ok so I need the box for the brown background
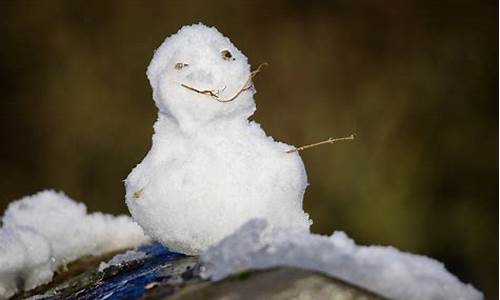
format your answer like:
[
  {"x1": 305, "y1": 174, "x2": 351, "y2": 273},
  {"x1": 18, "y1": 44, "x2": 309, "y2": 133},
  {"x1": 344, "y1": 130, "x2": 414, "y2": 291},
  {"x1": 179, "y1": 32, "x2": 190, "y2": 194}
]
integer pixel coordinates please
[{"x1": 0, "y1": 0, "x2": 497, "y2": 298}]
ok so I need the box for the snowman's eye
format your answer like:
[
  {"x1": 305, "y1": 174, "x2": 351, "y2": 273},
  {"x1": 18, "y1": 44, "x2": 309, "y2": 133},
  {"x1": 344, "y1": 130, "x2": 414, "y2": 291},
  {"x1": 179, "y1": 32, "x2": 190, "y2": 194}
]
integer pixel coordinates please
[
  {"x1": 175, "y1": 63, "x2": 188, "y2": 70},
  {"x1": 221, "y1": 50, "x2": 234, "y2": 61}
]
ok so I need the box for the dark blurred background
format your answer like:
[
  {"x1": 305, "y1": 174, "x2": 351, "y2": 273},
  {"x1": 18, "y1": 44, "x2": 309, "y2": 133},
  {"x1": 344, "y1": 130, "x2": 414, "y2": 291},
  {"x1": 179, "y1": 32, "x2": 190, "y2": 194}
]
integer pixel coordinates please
[{"x1": 0, "y1": 0, "x2": 497, "y2": 298}]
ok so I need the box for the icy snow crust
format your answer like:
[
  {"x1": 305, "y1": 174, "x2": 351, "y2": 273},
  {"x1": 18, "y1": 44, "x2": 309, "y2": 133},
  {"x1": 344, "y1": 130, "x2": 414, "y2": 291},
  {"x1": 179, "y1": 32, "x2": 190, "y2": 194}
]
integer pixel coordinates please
[
  {"x1": 201, "y1": 219, "x2": 483, "y2": 300},
  {"x1": 98, "y1": 250, "x2": 147, "y2": 272},
  {"x1": 125, "y1": 23, "x2": 311, "y2": 255},
  {"x1": 0, "y1": 190, "x2": 149, "y2": 299}
]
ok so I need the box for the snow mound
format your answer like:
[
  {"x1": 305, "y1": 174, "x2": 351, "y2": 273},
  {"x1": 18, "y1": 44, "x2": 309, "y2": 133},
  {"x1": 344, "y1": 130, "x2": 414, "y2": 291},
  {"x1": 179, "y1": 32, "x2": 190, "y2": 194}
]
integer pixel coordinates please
[
  {"x1": 201, "y1": 219, "x2": 483, "y2": 300},
  {"x1": 0, "y1": 190, "x2": 149, "y2": 299}
]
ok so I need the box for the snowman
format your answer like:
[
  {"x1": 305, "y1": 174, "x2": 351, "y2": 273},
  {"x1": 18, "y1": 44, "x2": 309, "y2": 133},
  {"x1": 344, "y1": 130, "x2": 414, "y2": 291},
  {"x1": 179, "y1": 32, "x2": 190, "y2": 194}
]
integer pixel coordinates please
[{"x1": 125, "y1": 24, "x2": 311, "y2": 255}]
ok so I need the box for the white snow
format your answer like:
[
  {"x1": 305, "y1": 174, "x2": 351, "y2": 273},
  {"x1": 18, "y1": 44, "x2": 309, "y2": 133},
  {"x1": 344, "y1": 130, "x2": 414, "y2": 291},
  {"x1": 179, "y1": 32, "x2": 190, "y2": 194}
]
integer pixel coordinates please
[
  {"x1": 0, "y1": 190, "x2": 149, "y2": 299},
  {"x1": 125, "y1": 23, "x2": 311, "y2": 255},
  {"x1": 201, "y1": 219, "x2": 483, "y2": 300},
  {"x1": 98, "y1": 250, "x2": 146, "y2": 272}
]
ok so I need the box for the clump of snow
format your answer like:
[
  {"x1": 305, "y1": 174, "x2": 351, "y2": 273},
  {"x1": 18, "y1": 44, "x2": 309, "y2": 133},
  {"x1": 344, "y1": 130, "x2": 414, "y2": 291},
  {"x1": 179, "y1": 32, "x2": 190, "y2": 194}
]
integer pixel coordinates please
[
  {"x1": 0, "y1": 190, "x2": 149, "y2": 299},
  {"x1": 98, "y1": 250, "x2": 146, "y2": 272},
  {"x1": 0, "y1": 226, "x2": 52, "y2": 299},
  {"x1": 125, "y1": 23, "x2": 311, "y2": 255},
  {"x1": 201, "y1": 219, "x2": 483, "y2": 300}
]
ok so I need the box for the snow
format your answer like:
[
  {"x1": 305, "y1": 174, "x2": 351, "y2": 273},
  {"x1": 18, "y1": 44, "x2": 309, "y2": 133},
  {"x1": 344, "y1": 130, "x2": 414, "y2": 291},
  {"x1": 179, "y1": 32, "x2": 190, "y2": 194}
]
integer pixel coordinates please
[
  {"x1": 0, "y1": 190, "x2": 149, "y2": 299},
  {"x1": 98, "y1": 250, "x2": 146, "y2": 272},
  {"x1": 201, "y1": 219, "x2": 483, "y2": 300},
  {"x1": 125, "y1": 23, "x2": 311, "y2": 255}
]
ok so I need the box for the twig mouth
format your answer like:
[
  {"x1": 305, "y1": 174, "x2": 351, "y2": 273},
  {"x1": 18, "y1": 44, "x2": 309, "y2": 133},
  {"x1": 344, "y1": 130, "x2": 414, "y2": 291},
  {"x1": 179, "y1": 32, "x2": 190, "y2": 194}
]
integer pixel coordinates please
[{"x1": 179, "y1": 63, "x2": 268, "y2": 103}]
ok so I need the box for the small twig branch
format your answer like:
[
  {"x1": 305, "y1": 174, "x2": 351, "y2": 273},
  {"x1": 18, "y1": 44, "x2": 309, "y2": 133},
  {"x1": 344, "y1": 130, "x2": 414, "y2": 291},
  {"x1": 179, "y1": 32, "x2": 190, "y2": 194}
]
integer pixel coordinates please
[
  {"x1": 286, "y1": 134, "x2": 355, "y2": 153},
  {"x1": 214, "y1": 62, "x2": 267, "y2": 102},
  {"x1": 180, "y1": 84, "x2": 220, "y2": 98},
  {"x1": 180, "y1": 62, "x2": 268, "y2": 103}
]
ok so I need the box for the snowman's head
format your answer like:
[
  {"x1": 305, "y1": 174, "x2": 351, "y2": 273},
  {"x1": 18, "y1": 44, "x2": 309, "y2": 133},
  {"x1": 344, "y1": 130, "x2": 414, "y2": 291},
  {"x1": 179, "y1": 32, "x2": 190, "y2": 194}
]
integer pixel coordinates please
[{"x1": 147, "y1": 24, "x2": 256, "y2": 128}]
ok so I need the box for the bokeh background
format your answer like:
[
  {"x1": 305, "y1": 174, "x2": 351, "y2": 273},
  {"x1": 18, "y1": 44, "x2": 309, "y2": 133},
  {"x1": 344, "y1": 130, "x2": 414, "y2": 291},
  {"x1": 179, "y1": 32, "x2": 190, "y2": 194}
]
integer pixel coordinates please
[{"x1": 0, "y1": 0, "x2": 497, "y2": 298}]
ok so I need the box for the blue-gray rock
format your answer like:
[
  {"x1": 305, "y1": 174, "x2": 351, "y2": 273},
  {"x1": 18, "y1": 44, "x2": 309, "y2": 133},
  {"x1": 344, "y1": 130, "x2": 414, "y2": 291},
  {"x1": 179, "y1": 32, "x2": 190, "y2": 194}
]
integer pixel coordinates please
[{"x1": 14, "y1": 243, "x2": 385, "y2": 300}]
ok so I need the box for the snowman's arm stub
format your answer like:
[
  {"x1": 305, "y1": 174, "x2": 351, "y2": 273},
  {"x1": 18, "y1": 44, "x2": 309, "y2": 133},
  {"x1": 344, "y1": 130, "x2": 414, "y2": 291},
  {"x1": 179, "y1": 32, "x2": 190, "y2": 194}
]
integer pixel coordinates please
[{"x1": 133, "y1": 187, "x2": 145, "y2": 200}]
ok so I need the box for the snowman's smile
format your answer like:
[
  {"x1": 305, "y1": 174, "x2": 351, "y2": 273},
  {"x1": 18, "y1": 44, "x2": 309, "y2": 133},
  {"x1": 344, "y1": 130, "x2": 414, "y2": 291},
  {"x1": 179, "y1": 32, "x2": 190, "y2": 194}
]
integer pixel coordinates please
[
  {"x1": 179, "y1": 63, "x2": 267, "y2": 103},
  {"x1": 180, "y1": 83, "x2": 227, "y2": 100}
]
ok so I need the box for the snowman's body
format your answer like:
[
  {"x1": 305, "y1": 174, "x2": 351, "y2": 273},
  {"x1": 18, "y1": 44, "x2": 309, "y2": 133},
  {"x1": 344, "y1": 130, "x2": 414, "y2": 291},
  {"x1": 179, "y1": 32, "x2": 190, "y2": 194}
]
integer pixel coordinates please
[{"x1": 125, "y1": 24, "x2": 310, "y2": 254}]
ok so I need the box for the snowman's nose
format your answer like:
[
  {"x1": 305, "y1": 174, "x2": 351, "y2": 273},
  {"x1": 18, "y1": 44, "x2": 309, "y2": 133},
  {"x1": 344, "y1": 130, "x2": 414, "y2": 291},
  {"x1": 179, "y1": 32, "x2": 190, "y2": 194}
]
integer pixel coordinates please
[{"x1": 186, "y1": 69, "x2": 215, "y2": 85}]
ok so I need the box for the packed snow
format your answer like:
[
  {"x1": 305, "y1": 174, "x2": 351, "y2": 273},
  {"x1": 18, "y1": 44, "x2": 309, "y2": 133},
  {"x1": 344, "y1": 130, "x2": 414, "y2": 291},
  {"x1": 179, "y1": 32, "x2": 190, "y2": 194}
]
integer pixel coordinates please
[
  {"x1": 125, "y1": 23, "x2": 311, "y2": 255},
  {"x1": 201, "y1": 219, "x2": 483, "y2": 300},
  {"x1": 0, "y1": 190, "x2": 149, "y2": 299}
]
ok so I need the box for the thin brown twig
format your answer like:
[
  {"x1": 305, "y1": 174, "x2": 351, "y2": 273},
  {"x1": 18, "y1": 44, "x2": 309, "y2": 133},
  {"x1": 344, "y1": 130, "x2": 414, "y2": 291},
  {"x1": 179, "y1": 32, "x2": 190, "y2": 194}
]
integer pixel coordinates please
[
  {"x1": 179, "y1": 84, "x2": 220, "y2": 98},
  {"x1": 214, "y1": 62, "x2": 268, "y2": 102},
  {"x1": 286, "y1": 134, "x2": 355, "y2": 153},
  {"x1": 180, "y1": 62, "x2": 268, "y2": 103}
]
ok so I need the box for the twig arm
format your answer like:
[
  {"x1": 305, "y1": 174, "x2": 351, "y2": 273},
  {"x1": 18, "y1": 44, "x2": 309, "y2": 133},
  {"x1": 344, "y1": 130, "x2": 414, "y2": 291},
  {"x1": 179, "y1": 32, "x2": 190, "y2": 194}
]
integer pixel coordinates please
[{"x1": 286, "y1": 134, "x2": 355, "y2": 153}]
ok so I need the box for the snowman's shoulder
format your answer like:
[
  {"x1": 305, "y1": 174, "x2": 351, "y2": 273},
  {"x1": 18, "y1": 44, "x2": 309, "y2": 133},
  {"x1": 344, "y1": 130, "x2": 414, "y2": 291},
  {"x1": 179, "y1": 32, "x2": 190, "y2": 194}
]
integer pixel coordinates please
[
  {"x1": 125, "y1": 149, "x2": 166, "y2": 187},
  {"x1": 244, "y1": 121, "x2": 296, "y2": 153},
  {"x1": 227, "y1": 123, "x2": 304, "y2": 180}
]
